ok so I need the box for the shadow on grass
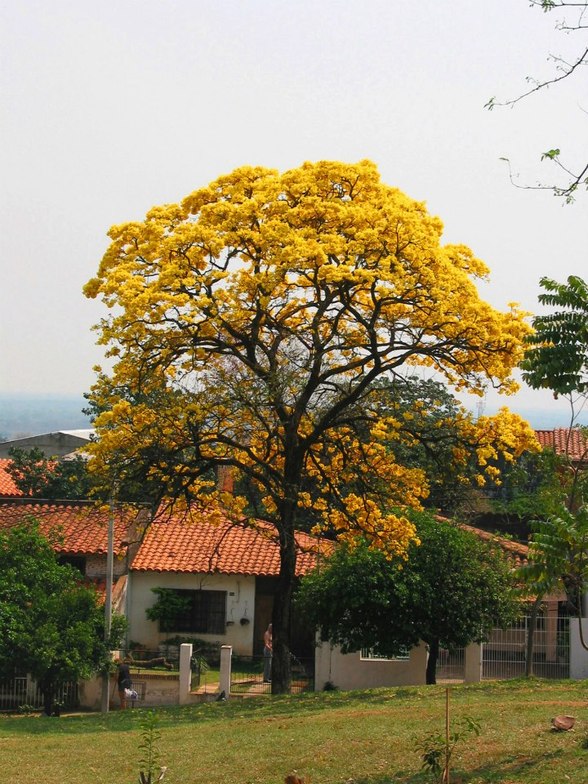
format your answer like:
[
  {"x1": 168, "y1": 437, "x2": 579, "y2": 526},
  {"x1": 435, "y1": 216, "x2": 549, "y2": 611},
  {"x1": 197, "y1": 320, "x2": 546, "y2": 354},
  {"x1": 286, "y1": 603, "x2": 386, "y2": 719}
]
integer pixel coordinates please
[
  {"x1": 0, "y1": 686, "x2": 434, "y2": 736},
  {"x1": 464, "y1": 748, "x2": 565, "y2": 782},
  {"x1": 347, "y1": 748, "x2": 568, "y2": 784},
  {"x1": 0, "y1": 677, "x2": 585, "y2": 738},
  {"x1": 304, "y1": 749, "x2": 567, "y2": 784}
]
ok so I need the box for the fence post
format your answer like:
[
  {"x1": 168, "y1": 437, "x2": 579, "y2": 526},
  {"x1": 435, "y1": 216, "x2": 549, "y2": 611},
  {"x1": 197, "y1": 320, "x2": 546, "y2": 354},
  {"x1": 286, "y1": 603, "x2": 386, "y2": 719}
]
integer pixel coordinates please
[
  {"x1": 219, "y1": 645, "x2": 232, "y2": 698},
  {"x1": 545, "y1": 602, "x2": 558, "y2": 663},
  {"x1": 464, "y1": 643, "x2": 482, "y2": 683},
  {"x1": 179, "y1": 643, "x2": 193, "y2": 705}
]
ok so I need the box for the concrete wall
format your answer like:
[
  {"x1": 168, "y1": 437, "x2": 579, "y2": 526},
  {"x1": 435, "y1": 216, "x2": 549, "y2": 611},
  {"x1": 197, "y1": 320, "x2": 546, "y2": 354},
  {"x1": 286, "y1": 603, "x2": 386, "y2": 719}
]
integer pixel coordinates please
[
  {"x1": 0, "y1": 432, "x2": 91, "y2": 458},
  {"x1": 314, "y1": 643, "x2": 428, "y2": 691},
  {"x1": 78, "y1": 673, "x2": 182, "y2": 710},
  {"x1": 79, "y1": 643, "x2": 209, "y2": 711},
  {"x1": 127, "y1": 571, "x2": 257, "y2": 655},
  {"x1": 86, "y1": 553, "x2": 126, "y2": 579},
  {"x1": 130, "y1": 674, "x2": 181, "y2": 707},
  {"x1": 77, "y1": 676, "x2": 103, "y2": 711},
  {"x1": 570, "y1": 617, "x2": 588, "y2": 679}
]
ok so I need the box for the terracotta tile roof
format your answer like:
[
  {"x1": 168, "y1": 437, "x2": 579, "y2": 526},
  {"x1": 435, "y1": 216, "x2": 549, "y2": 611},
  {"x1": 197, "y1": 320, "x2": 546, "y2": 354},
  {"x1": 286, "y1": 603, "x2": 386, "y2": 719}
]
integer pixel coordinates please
[
  {"x1": 455, "y1": 521, "x2": 528, "y2": 564},
  {"x1": 435, "y1": 514, "x2": 528, "y2": 565},
  {"x1": 0, "y1": 460, "x2": 23, "y2": 497},
  {"x1": 0, "y1": 499, "x2": 141, "y2": 556},
  {"x1": 534, "y1": 428, "x2": 588, "y2": 462},
  {"x1": 131, "y1": 512, "x2": 326, "y2": 577}
]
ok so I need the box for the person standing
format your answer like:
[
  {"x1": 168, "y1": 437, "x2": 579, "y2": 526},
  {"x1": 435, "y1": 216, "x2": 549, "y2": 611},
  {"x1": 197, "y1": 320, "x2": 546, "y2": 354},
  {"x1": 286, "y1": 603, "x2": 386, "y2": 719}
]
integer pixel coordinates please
[
  {"x1": 263, "y1": 623, "x2": 273, "y2": 683},
  {"x1": 116, "y1": 659, "x2": 132, "y2": 709}
]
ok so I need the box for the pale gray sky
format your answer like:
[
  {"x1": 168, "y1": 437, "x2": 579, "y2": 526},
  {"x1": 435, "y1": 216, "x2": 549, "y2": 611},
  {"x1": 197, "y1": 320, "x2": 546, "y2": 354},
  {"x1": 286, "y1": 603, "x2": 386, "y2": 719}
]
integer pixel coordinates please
[{"x1": 1, "y1": 0, "x2": 586, "y2": 425}]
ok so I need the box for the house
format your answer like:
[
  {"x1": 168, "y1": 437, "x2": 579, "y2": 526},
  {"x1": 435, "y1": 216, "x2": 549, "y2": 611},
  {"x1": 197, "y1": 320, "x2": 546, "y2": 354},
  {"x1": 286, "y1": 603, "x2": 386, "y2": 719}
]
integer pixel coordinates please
[
  {"x1": 0, "y1": 429, "x2": 94, "y2": 459},
  {"x1": 0, "y1": 493, "x2": 324, "y2": 659},
  {"x1": 126, "y1": 510, "x2": 325, "y2": 658},
  {"x1": 0, "y1": 459, "x2": 23, "y2": 498},
  {"x1": 315, "y1": 519, "x2": 577, "y2": 691},
  {"x1": 534, "y1": 427, "x2": 588, "y2": 467},
  {"x1": 0, "y1": 498, "x2": 148, "y2": 613}
]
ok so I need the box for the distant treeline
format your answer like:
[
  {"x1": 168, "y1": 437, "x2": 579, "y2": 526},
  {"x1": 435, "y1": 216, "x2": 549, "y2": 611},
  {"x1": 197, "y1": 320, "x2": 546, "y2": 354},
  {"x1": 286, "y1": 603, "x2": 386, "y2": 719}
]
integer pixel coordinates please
[{"x1": 0, "y1": 396, "x2": 91, "y2": 441}]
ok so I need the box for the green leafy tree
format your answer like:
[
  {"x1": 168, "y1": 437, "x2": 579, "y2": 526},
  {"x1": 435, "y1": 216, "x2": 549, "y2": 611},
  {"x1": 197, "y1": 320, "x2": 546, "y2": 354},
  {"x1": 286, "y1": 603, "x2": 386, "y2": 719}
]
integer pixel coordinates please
[
  {"x1": 6, "y1": 447, "x2": 95, "y2": 499},
  {"x1": 519, "y1": 275, "x2": 588, "y2": 646},
  {"x1": 297, "y1": 513, "x2": 519, "y2": 684},
  {"x1": 145, "y1": 588, "x2": 191, "y2": 632},
  {"x1": 485, "y1": 447, "x2": 564, "y2": 539},
  {"x1": 6, "y1": 445, "x2": 159, "y2": 506},
  {"x1": 517, "y1": 506, "x2": 588, "y2": 672},
  {"x1": 0, "y1": 521, "x2": 125, "y2": 715},
  {"x1": 521, "y1": 275, "x2": 588, "y2": 401},
  {"x1": 368, "y1": 377, "x2": 504, "y2": 516}
]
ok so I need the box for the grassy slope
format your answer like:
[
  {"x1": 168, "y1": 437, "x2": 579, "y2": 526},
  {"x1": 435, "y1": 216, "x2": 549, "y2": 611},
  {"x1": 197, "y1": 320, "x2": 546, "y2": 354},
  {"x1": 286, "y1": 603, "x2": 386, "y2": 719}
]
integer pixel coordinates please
[{"x1": 0, "y1": 679, "x2": 587, "y2": 784}]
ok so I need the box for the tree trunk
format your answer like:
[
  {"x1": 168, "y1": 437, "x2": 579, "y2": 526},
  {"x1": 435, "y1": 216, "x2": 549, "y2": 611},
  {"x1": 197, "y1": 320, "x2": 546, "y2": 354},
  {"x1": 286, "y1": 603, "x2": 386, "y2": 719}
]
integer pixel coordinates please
[
  {"x1": 40, "y1": 676, "x2": 55, "y2": 716},
  {"x1": 269, "y1": 437, "x2": 305, "y2": 695},
  {"x1": 271, "y1": 519, "x2": 297, "y2": 694},
  {"x1": 426, "y1": 638, "x2": 439, "y2": 685},
  {"x1": 525, "y1": 597, "x2": 542, "y2": 677}
]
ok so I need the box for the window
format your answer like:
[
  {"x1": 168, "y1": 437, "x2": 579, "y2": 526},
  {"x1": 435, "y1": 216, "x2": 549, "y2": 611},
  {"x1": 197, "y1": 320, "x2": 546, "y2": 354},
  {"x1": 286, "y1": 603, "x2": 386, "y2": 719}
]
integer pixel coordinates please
[
  {"x1": 58, "y1": 554, "x2": 86, "y2": 575},
  {"x1": 360, "y1": 647, "x2": 410, "y2": 661},
  {"x1": 160, "y1": 589, "x2": 227, "y2": 635}
]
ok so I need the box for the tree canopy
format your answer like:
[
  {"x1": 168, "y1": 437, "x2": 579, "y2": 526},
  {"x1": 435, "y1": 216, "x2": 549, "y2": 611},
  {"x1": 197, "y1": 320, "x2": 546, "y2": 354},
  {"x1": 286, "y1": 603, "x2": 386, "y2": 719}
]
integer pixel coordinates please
[
  {"x1": 297, "y1": 513, "x2": 519, "y2": 684},
  {"x1": 519, "y1": 275, "x2": 588, "y2": 634},
  {"x1": 0, "y1": 521, "x2": 125, "y2": 714},
  {"x1": 363, "y1": 377, "x2": 541, "y2": 517},
  {"x1": 84, "y1": 160, "x2": 535, "y2": 690},
  {"x1": 521, "y1": 275, "x2": 588, "y2": 400}
]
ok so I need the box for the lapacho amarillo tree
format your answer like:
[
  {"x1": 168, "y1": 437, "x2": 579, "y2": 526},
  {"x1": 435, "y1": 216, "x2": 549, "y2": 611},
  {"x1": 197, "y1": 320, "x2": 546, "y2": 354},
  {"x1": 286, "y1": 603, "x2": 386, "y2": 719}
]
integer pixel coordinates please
[{"x1": 84, "y1": 160, "x2": 534, "y2": 691}]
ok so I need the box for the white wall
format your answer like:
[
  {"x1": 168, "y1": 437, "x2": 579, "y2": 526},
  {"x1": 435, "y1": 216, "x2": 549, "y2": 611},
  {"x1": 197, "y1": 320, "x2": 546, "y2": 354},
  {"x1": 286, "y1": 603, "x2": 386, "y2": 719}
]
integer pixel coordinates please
[
  {"x1": 314, "y1": 643, "x2": 428, "y2": 691},
  {"x1": 570, "y1": 617, "x2": 588, "y2": 679},
  {"x1": 79, "y1": 673, "x2": 183, "y2": 710},
  {"x1": 127, "y1": 570, "x2": 257, "y2": 655},
  {"x1": 77, "y1": 676, "x2": 103, "y2": 711}
]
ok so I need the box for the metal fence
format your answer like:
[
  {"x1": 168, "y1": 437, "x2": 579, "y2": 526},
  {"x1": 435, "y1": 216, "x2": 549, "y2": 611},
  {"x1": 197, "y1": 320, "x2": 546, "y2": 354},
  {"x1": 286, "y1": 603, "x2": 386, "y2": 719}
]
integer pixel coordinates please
[
  {"x1": 482, "y1": 613, "x2": 570, "y2": 680},
  {"x1": 0, "y1": 676, "x2": 78, "y2": 712},
  {"x1": 230, "y1": 654, "x2": 314, "y2": 695},
  {"x1": 435, "y1": 612, "x2": 571, "y2": 683},
  {"x1": 436, "y1": 647, "x2": 465, "y2": 682}
]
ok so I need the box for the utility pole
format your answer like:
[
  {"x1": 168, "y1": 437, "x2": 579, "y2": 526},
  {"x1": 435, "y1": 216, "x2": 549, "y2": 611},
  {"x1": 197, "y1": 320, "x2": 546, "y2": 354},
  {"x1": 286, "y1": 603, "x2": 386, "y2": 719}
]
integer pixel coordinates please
[{"x1": 100, "y1": 488, "x2": 115, "y2": 713}]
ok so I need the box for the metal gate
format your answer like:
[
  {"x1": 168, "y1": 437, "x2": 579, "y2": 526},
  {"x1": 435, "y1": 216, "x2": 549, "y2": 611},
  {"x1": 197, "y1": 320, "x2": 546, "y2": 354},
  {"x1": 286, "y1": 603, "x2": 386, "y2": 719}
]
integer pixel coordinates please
[
  {"x1": 436, "y1": 647, "x2": 465, "y2": 682},
  {"x1": 0, "y1": 676, "x2": 79, "y2": 711},
  {"x1": 435, "y1": 612, "x2": 571, "y2": 682}
]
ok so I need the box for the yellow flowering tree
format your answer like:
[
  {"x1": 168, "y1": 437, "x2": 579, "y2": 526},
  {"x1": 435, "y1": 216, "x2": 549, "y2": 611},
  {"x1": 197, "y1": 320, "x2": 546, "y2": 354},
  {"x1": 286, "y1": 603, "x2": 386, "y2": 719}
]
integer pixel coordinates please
[{"x1": 85, "y1": 160, "x2": 534, "y2": 691}]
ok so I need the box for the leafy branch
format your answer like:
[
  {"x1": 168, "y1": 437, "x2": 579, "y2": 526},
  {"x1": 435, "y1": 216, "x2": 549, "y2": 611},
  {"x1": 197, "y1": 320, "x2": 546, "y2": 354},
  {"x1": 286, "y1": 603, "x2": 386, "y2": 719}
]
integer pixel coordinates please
[
  {"x1": 415, "y1": 705, "x2": 481, "y2": 783},
  {"x1": 138, "y1": 711, "x2": 167, "y2": 784},
  {"x1": 487, "y1": 1, "x2": 588, "y2": 201}
]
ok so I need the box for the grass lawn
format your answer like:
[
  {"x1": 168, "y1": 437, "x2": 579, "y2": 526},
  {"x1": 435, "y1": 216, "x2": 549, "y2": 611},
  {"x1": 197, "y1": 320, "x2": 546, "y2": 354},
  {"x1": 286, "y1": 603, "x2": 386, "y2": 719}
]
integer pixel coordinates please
[{"x1": 0, "y1": 679, "x2": 587, "y2": 784}]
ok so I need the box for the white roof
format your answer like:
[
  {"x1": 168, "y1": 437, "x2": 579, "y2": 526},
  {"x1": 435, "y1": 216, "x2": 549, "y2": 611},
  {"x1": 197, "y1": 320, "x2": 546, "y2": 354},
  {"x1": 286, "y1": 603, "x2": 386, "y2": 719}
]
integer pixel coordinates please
[{"x1": 56, "y1": 430, "x2": 95, "y2": 440}]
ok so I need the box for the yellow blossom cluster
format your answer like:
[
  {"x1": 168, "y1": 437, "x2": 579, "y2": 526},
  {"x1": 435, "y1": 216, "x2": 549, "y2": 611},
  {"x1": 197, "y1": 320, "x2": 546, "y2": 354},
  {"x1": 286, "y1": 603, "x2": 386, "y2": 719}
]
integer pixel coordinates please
[
  {"x1": 85, "y1": 160, "x2": 533, "y2": 559},
  {"x1": 456, "y1": 408, "x2": 540, "y2": 487}
]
